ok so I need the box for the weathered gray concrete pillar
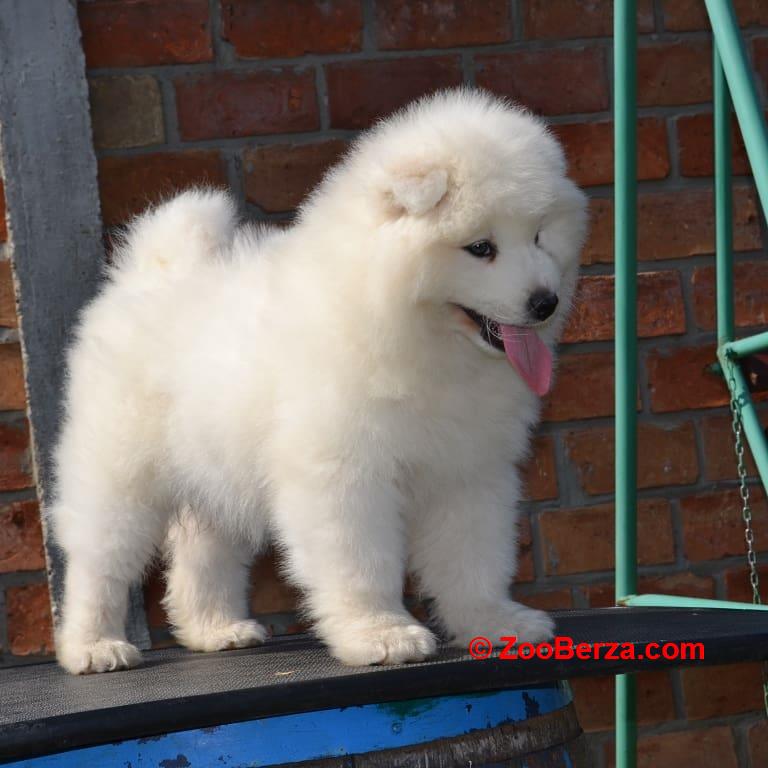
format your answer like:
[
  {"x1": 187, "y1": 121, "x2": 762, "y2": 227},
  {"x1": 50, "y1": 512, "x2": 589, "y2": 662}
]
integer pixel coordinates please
[{"x1": 0, "y1": 0, "x2": 150, "y2": 648}]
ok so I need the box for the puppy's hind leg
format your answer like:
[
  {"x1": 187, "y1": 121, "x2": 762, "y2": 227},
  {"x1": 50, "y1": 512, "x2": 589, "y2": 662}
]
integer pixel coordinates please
[{"x1": 163, "y1": 508, "x2": 267, "y2": 652}]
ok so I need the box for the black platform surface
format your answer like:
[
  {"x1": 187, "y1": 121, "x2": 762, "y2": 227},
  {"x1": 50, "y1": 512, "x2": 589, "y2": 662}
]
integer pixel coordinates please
[{"x1": 2, "y1": 607, "x2": 768, "y2": 761}]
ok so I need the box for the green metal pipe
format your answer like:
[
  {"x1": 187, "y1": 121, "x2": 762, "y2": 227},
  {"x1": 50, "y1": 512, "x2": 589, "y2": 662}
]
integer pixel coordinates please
[
  {"x1": 723, "y1": 330, "x2": 768, "y2": 359},
  {"x1": 714, "y1": 45, "x2": 734, "y2": 347},
  {"x1": 621, "y1": 593, "x2": 768, "y2": 611},
  {"x1": 614, "y1": 1, "x2": 638, "y2": 766},
  {"x1": 614, "y1": 0, "x2": 638, "y2": 611},
  {"x1": 705, "y1": 0, "x2": 768, "y2": 219},
  {"x1": 616, "y1": 674, "x2": 637, "y2": 768}
]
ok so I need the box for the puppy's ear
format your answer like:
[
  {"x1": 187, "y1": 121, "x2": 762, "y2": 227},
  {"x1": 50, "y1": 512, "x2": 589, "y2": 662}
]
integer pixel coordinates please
[{"x1": 387, "y1": 167, "x2": 449, "y2": 217}]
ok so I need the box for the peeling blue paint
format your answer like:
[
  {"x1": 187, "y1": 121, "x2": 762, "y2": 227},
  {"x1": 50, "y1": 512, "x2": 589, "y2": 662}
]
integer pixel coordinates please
[
  {"x1": 158, "y1": 756, "x2": 191, "y2": 768},
  {"x1": 522, "y1": 690, "x2": 541, "y2": 719},
  {"x1": 7, "y1": 683, "x2": 572, "y2": 768},
  {"x1": 137, "y1": 735, "x2": 163, "y2": 744}
]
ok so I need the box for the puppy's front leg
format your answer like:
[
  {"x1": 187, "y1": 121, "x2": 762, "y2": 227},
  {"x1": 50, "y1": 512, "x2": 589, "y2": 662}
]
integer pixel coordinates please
[
  {"x1": 271, "y1": 471, "x2": 437, "y2": 666},
  {"x1": 411, "y1": 474, "x2": 554, "y2": 648}
]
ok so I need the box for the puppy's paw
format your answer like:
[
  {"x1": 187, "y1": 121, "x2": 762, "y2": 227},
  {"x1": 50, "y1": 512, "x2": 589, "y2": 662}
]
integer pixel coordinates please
[
  {"x1": 58, "y1": 638, "x2": 142, "y2": 675},
  {"x1": 449, "y1": 601, "x2": 555, "y2": 648},
  {"x1": 327, "y1": 615, "x2": 437, "y2": 666},
  {"x1": 182, "y1": 619, "x2": 269, "y2": 652},
  {"x1": 508, "y1": 605, "x2": 556, "y2": 644}
]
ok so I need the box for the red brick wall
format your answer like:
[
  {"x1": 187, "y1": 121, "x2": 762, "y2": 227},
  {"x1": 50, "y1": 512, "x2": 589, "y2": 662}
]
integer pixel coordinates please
[{"x1": 2, "y1": 0, "x2": 768, "y2": 764}]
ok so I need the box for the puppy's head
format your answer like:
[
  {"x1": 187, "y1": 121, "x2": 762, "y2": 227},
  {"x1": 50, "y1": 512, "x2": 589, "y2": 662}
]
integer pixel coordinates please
[{"x1": 305, "y1": 89, "x2": 588, "y2": 395}]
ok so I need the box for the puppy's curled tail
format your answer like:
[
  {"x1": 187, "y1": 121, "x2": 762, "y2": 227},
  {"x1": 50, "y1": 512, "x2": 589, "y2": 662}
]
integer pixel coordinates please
[{"x1": 111, "y1": 187, "x2": 237, "y2": 280}]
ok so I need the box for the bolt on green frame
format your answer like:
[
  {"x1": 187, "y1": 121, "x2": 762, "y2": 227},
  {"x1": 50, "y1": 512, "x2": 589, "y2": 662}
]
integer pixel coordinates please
[{"x1": 613, "y1": 1, "x2": 768, "y2": 765}]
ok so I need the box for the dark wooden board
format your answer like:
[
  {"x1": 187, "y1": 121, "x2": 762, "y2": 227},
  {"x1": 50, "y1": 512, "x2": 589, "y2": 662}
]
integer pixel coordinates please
[{"x1": 2, "y1": 607, "x2": 768, "y2": 761}]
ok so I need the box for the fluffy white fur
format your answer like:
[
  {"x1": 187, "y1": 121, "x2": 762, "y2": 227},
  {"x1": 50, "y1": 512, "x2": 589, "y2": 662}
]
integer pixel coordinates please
[{"x1": 50, "y1": 89, "x2": 587, "y2": 674}]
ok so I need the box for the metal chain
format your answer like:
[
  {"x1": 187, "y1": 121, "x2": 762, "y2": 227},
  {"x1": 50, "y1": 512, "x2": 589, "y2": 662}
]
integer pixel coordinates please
[{"x1": 727, "y1": 365, "x2": 768, "y2": 716}]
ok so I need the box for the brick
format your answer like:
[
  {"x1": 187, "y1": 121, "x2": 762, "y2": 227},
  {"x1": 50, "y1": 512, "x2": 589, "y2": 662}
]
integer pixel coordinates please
[
  {"x1": 572, "y1": 671, "x2": 674, "y2": 732},
  {"x1": 581, "y1": 198, "x2": 613, "y2": 265},
  {"x1": 662, "y1": 0, "x2": 709, "y2": 32},
  {"x1": 0, "y1": 343, "x2": 26, "y2": 411},
  {"x1": 581, "y1": 583, "x2": 618, "y2": 607},
  {"x1": 6, "y1": 582, "x2": 54, "y2": 656},
  {"x1": 0, "y1": 260, "x2": 17, "y2": 328},
  {"x1": 647, "y1": 344, "x2": 731, "y2": 413},
  {"x1": 563, "y1": 271, "x2": 685, "y2": 343},
  {"x1": 523, "y1": 0, "x2": 654, "y2": 39},
  {"x1": 638, "y1": 571, "x2": 715, "y2": 599},
  {"x1": 607, "y1": 726, "x2": 738, "y2": 768},
  {"x1": 0, "y1": 179, "x2": 6, "y2": 242},
  {"x1": 585, "y1": 572, "x2": 716, "y2": 607},
  {"x1": 749, "y1": 720, "x2": 768, "y2": 767},
  {"x1": 637, "y1": 41, "x2": 712, "y2": 107},
  {"x1": 326, "y1": 57, "x2": 463, "y2": 129},
  {"x1": 519, "y1": 435, "x2": 558, "y2": 502},
  {"x1": 79, "y1": 0, "x2": 212, "y2": 67},
  {"x1": 377, "y1": 0, "x2": 510, "y2": 49},
  {"x1": 542, "y1": 352, "x2": 616, "y2": 422},
  {"x1": 175, "y1": 70, "x2": 319, "y2": 141},
  {"x1": 678, "y1": 113, "x2": 750, "y2": 177},
  {"x1": 512, "y1": 587, "x2": 572, "y2": 611},
  {"x1": 552, "y1": 118, "x2": 669, "y2": 187},
  {"x1": 724, "y1": 564, "x2": 768, "y2": 603},
  {"x1": 663, "y1": 0, "x2": 768, "y2": 31},
  {"x1": 683, "y1": 662, "x2": 765, "y2": 719},
  {"x1": 693, "y1": 262, "x2": 768, "y2": 332},
  {"x1": 89, "y1": 76, "x2": 164, "y2": 150},
  {"x1": 516, "y1": 514, "x2": 534, "y2": 583},
  {"x1": 475, "y1": 48, "x2": 608, "y2": 116},
  {"x1": 672, "y1": 567, "x2": 724, "y2": 600},
  {"x1": 700, "y1": 412, "x2": 765, "y2": 482},
  {"x1": 243, "y1": 140, "x2": 347, "y2": 213},
  {"x1": 0, "y1": 499, "x2": 44, "y2": 573},
  {"x1": 0, "y1": 420, "x2": 33, "y2": 492},
  {"x1": 757, "y1": 38, "x2": 768, "y2": 91},
  {"x1": 250, "y1": 548, "x2": 302, "y2": 614},
  {"x1": 222, "y1": 0, "x2": 362, "y2": 59},
  {"x1": 538, "y1": 499, "x2": 673, "y2": 575},
  {"x1": 583, "y1": 187, "x2": 761, "y2": 265},
  {"x1": 98, "y1": 152, "x2": 228, "y2": 227},
  {"x1": 681, "y1": 487, "x2": 768, "y2": 561},
  {"x1": 582, "y1": 187, "x2": 762, "y2": 264},
  {"x1": 566, "y1": 421, "x2": 699, "y2": 495}
]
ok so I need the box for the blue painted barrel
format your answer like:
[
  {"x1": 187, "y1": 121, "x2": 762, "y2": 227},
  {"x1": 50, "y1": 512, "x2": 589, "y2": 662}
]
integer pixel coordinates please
[{"x1": 4, "y1": 681, "x2": 586, "y2": 767}]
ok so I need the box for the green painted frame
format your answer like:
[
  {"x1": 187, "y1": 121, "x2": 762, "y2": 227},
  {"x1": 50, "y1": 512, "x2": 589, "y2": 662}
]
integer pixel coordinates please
[{"x1": 613, "y1": 1, "x2": 768, "y2": 765}]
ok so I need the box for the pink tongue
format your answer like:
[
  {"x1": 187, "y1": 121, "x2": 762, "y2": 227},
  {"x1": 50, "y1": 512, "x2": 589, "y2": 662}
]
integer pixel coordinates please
[{"x1": 500, "y1": 325, "x2": 553, "y2": 396}]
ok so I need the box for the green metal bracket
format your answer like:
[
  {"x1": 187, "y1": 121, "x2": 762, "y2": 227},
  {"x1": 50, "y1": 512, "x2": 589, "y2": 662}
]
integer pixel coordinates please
[
  {"x1": 621, "y1": 594, "x2": 768, "y2": 611},
  {"x1": 723, "y1": 332, "x2": 768, "y2": 359}
]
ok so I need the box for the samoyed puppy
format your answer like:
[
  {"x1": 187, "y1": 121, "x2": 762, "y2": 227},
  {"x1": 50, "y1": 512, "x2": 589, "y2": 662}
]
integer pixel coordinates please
[{"x1": 51, "y1": 89, "x2": 587, "y2": 674}]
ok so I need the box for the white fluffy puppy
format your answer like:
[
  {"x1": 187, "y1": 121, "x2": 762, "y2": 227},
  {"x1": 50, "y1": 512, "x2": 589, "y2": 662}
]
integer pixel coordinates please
[{"x1": 51, "y1": 89, "x2": 587, "y2": 674}]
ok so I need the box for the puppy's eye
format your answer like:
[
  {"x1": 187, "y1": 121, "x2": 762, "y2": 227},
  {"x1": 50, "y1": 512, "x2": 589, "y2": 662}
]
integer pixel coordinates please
[
  {"x1": 463, "y1": 240, "x2": 496, "y2": 259},
  {"x1": 534, "y1": 231, "x2": 541, "y2": 246}
]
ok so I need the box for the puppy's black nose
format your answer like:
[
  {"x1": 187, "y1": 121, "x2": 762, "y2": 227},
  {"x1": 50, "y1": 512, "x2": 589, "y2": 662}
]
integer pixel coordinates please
[{"x1": 527, "y1": 290, "x2": 559, "y2": 321}]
